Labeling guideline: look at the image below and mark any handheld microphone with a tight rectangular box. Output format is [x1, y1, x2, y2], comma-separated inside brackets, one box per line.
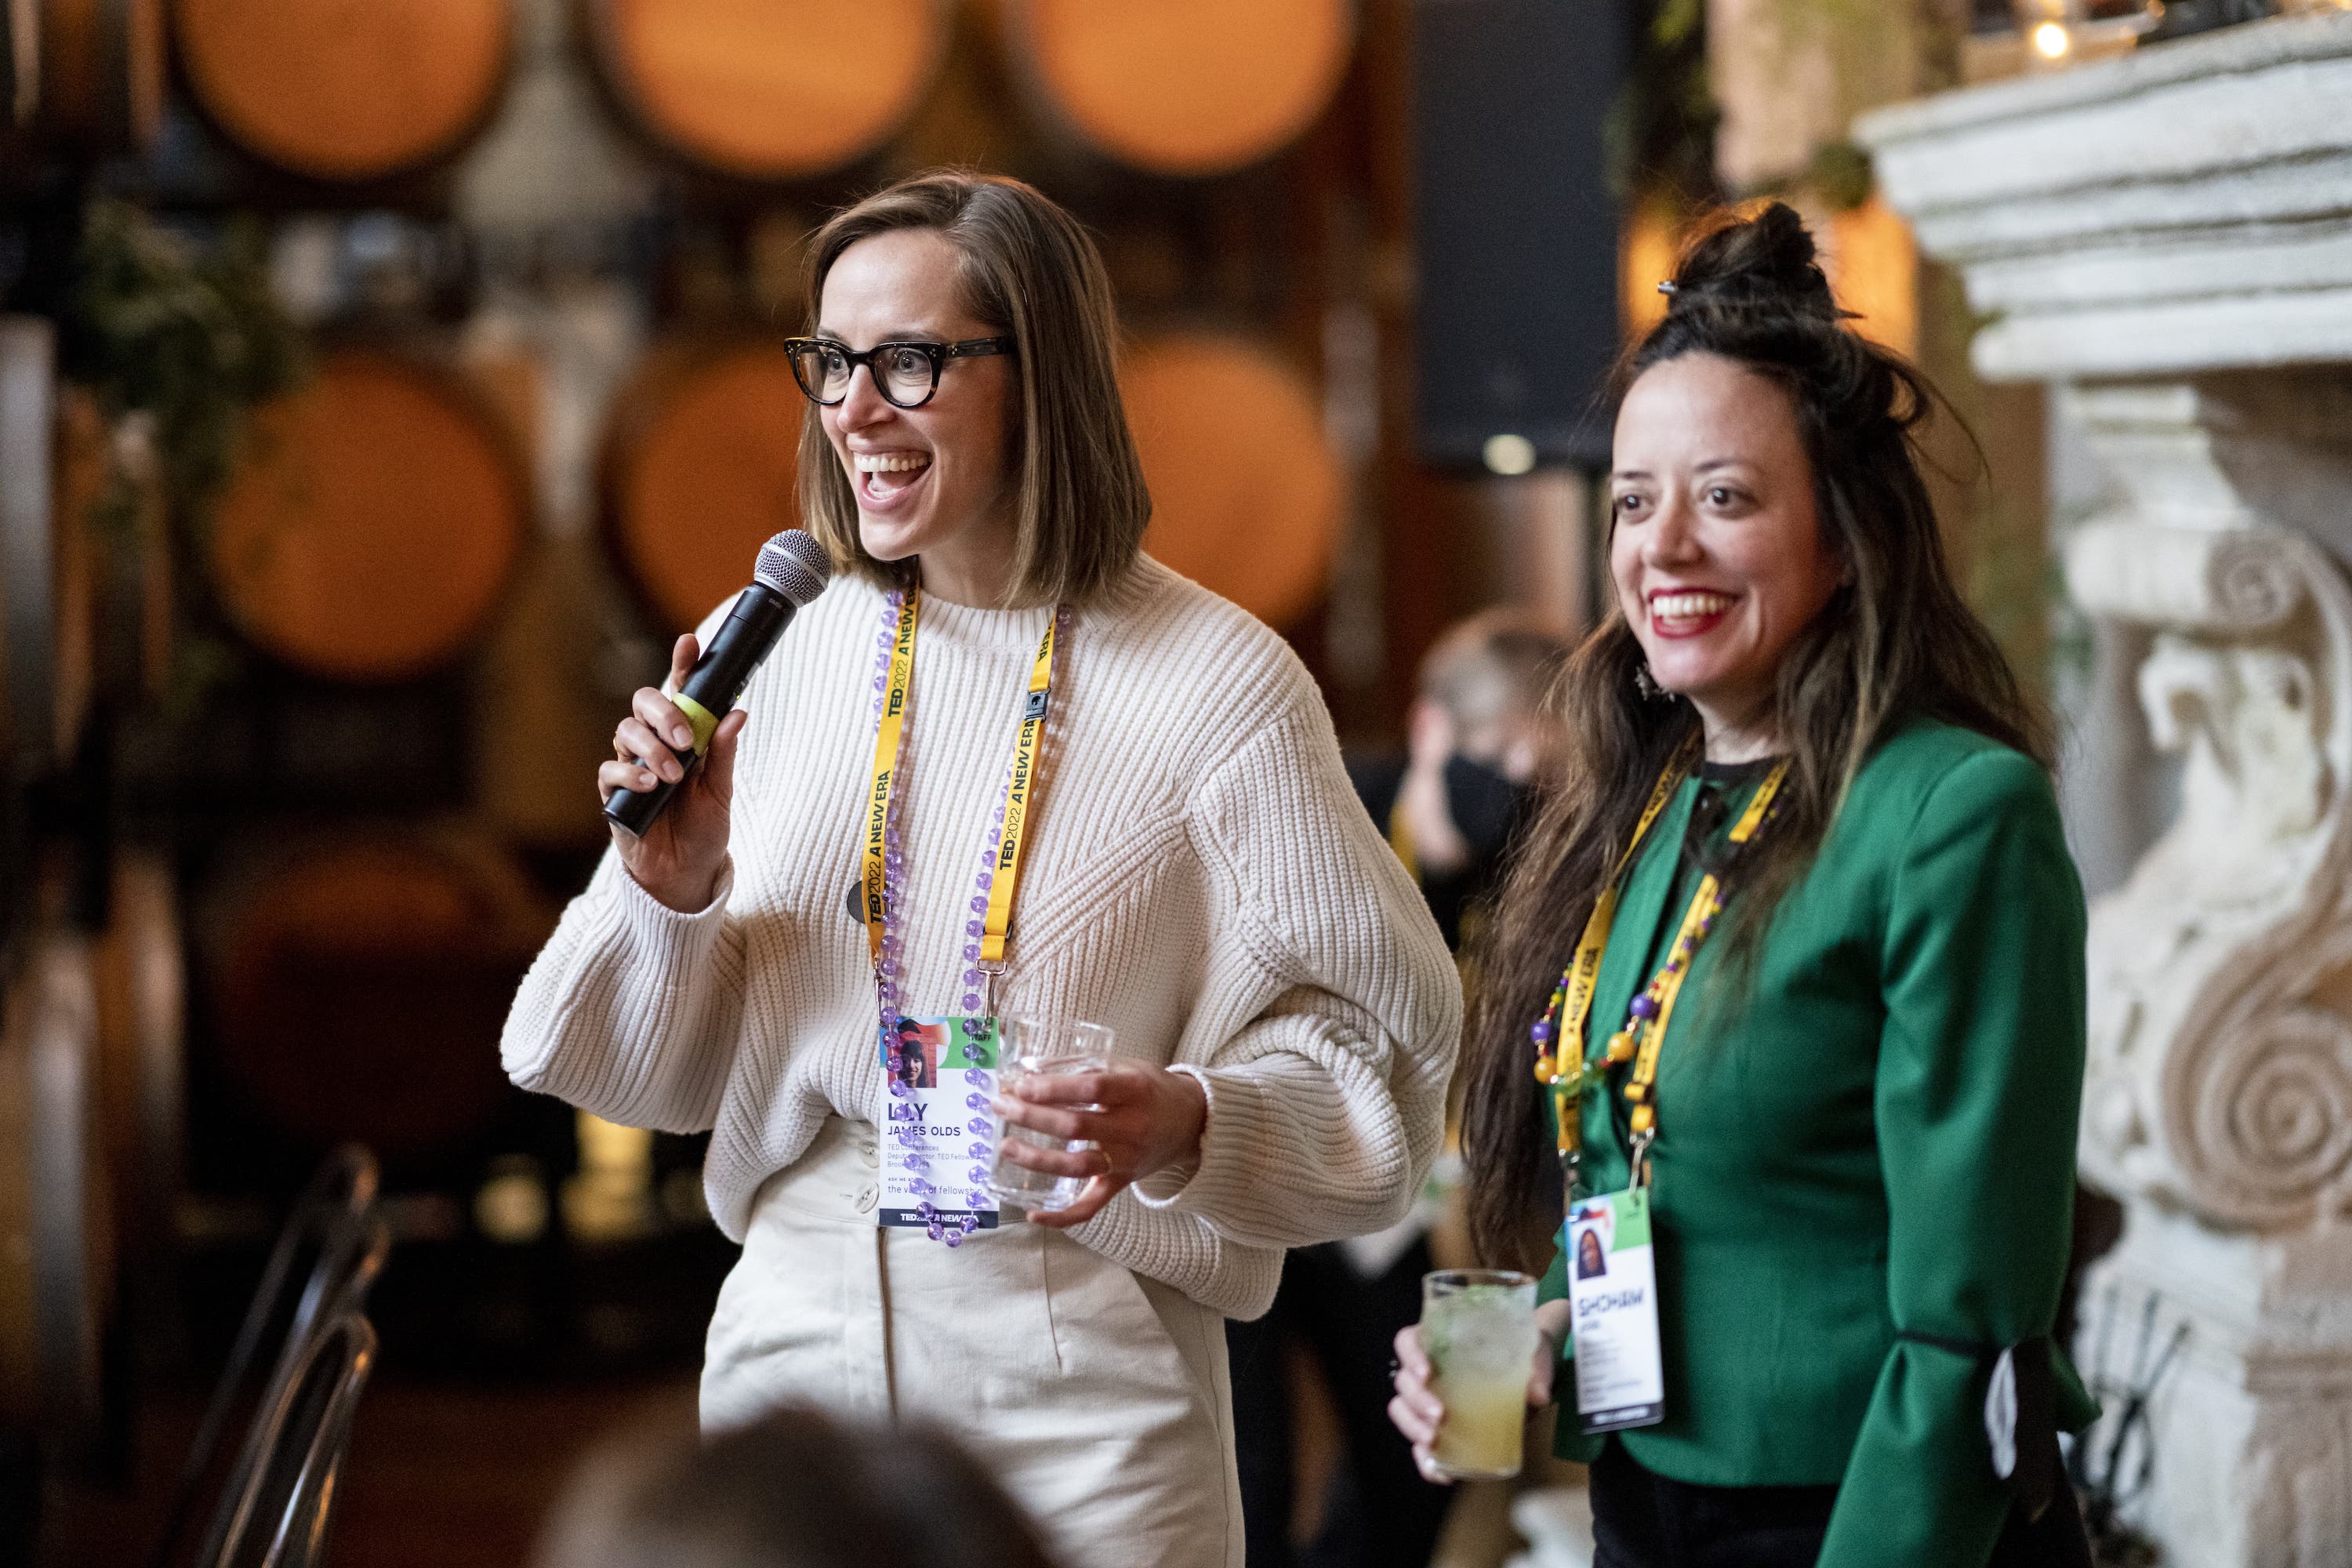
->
[606, 529, 832, 837]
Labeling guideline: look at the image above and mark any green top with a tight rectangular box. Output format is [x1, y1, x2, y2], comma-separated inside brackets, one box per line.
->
[1535, 719, 2095, 1568]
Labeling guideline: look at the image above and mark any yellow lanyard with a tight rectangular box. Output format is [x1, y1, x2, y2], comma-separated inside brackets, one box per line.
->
[1537, 749, 1786, 1184]
[861, 590, 1061, 1010]
[1534, 740, 1696, 1147]
[984, 614, 1059, 970]
[1385, 795, 1419, 882]
[862, 592, 920, 969]
[1614, 760, 1786, 1181]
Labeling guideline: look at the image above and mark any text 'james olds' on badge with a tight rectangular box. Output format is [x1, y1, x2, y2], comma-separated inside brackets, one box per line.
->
[879, 1015, 1002, 1240]
[1567, 1188, 1666, 1433]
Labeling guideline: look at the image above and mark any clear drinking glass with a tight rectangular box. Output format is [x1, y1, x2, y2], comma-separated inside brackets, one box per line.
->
[986, 1017, 1114, 1212]
[1421, 1269, 1539, 1480]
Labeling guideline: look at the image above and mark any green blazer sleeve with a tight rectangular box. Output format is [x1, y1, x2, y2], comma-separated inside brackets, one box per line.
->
[1537, 1238, 1570, 1310]
[1816, 749, 2087, 1568]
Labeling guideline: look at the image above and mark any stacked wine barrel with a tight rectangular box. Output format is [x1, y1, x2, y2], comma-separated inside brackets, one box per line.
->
[0, 933, 108, 1456]
[208, 346, 528, 684]
[1011, 0, 1354, 176]
[1123, 333, 1343, 629]
[170, 0, 510, 180]
[0, 851, 183, 1466]
[580, 0, 946, 182]
[12, 0, 166, 155]
[21, 0, 1358, 177]
[203, 834, 551, 1163]
[599, 339, 805, 633]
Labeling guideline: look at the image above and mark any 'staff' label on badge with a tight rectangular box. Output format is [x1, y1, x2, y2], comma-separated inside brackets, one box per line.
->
[879, 1015, 1002, 1237]
[1567, 1188, 1666, 1433]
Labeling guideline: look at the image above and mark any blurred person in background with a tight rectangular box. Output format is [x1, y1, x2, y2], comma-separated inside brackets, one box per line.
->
[533, 1404, 1062, 1568]
[503, 171, 1460, 1568]
[1388, 205, 2096, 1568]
[1229, 609, 1565, 1568]
[1354, 610, 1569, 951]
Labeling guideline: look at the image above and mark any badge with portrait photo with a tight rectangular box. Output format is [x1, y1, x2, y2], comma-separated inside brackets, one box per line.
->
[878, 1015, 1002, 1241]
[1566, 1188, 1666, 1432]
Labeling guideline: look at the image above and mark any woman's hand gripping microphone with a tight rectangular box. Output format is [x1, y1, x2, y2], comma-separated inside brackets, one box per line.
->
[601, 632, 747, 914]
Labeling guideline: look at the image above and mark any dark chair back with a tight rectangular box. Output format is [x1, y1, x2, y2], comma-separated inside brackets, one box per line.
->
[149, 1145, 386, 1568]
[201, 1308, 380, 1568]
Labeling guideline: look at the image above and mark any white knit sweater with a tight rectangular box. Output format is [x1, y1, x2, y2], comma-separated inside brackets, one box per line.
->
[500, 557, 1461, 1319]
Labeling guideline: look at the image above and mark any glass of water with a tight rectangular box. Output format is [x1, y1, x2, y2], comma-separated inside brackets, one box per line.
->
[1421, 1269, 1538, 1480]
[986, 1017, 1114, 1213]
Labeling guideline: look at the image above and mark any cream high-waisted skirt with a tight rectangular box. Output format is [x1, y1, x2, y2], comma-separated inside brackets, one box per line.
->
[702, 1116, 1243, 1568]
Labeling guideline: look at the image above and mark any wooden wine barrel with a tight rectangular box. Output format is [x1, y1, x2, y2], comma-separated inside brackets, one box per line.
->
[582, 0, 946, 181]
[169, 0, 510, 182]
[210, 347, 529, 684]
[1011, 0, 1352, 176]
[48, 386, 103, 766]
[0, 931, 116, 1456]
[600, 339, 804, 634]
[36, 0, 161, 154]
[53, 380, 171, 738]
[0, 856, 177, 1450]
[3, 0, 36, 131]
[206, 836, 553, 1160]
[0, 317, 60, 768]
[1123, 333, 1342, 629]
[92, 850, 182, 1294]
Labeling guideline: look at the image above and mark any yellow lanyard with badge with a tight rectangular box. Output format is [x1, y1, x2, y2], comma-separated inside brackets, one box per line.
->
[862, 586, 1062, 1246]
[1534, 744, 1788, 1432]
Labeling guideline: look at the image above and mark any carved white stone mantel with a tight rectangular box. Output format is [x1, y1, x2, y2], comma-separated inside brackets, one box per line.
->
[1862, 14, 2352, 384]
[1860, 16, 2352, 1568]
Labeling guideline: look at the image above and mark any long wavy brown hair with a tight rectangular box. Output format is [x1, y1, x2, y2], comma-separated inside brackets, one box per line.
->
[1461, 203, 2054, 1269]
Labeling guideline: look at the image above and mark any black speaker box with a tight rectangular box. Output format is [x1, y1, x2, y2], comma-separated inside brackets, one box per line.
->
[1411, 0, 1631, 472]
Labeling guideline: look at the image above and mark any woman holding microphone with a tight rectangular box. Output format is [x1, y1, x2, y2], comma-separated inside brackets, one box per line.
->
[503, 172, 1460, 1568]
[1389, 205, 2095, 1567]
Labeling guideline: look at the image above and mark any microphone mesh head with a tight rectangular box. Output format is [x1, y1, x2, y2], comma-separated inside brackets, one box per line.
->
[753, 530, 833, 606]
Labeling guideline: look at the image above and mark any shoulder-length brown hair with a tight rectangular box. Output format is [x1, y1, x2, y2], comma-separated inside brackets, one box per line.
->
[795, 171, 1151, 608]
[1460, 202, 2054, 1269]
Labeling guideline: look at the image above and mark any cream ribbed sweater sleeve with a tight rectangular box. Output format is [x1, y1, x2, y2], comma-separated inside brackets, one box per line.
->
[499, 851, 749, 1134]
[1133, 699, 1461, 1250]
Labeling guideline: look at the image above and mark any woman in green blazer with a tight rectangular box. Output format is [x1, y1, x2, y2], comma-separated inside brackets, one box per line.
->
[1388, 205, 2094, 1568]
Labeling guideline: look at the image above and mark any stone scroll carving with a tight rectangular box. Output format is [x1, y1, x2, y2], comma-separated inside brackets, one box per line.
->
[2063, 387, 2352, 1566]
[2070, 392, 2352, 1236]
[1856, 18, 2352, 1559]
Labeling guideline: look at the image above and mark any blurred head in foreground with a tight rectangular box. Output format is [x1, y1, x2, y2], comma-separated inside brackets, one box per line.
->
[534, 1405, 1062, 1568]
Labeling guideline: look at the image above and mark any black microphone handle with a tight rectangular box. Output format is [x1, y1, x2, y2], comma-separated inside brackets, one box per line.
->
[605, 583, 797, 837]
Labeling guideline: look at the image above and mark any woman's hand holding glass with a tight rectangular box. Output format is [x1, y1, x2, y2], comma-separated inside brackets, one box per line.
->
[989, 1062, 1209, 1228]
[598, 632, 746, 914]
[1386, 1299, 1572, 1485]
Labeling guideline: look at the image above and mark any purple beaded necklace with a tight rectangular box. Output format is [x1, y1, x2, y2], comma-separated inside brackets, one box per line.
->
[866, 587, 1069, 1029]
[866, 587, 1069, 1245]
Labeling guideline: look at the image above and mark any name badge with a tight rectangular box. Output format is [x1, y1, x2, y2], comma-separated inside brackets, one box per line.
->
[1566, 1188, 1666, 1433]
[879, 1015, 1002, 1240]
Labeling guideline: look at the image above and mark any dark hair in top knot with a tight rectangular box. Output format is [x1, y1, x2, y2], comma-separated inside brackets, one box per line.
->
[1458, 199, 2055, 1271]
[1662, 200, 1839, 322]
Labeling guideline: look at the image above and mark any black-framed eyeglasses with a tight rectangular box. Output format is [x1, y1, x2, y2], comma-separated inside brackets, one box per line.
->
[782, 336, 1015, 410]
